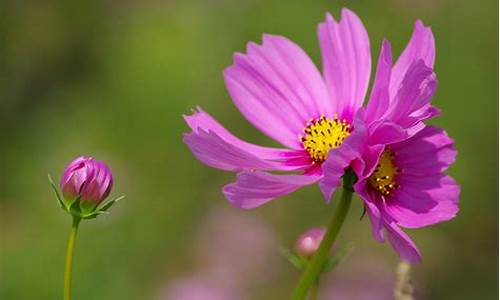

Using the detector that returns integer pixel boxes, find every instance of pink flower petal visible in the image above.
[365,39,392,125]
[385,175,459,228]
[184,107,302,161]
[390,20,435,100]
[224,34,331,149]
[317,9,371,120]
[392,126,457,176]
[367,121,410,150]
[355,183,384,242]
[223,171,320,209]
[384,220,422,263]
[183,130,290,172]
[387,60,438,128]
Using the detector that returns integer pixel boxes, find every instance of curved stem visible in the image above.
[291,181,354,300]
[64,217,81,300]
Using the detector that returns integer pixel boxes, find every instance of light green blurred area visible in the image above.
[0,0,497,299]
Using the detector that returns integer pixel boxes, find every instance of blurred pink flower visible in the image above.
[158,208,280,299]
[158,276,240,300]
[319,260,395,300]
[295,227,326,257]
[195,208,280,290]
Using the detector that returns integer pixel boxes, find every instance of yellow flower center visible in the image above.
[368,149,400,195]
[301,115,351,163]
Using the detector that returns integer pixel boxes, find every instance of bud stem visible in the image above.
[291,171,355,300]
[64,217,81,300]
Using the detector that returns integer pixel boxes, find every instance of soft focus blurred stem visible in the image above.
[394,261,414,300]
[308,278,319,300]
[291,171,355,300]
[64,216,81,300]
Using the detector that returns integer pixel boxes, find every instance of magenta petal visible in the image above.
[223,171,320,209]
[224,34,331,148]
[184,108,296,160]
[387,60,437,128]
[183,130,284,172]
[368,121,411,146]
[365,39,392,125]
[81,161,108,204]
[390,20,435,99]
[392,126,457,176]
[61,157,90,199]
[183,108,311,170]
[384,220,422,263]
[96,161,113,200]
[385,175,459,228]
[60,156,86,187]
[319,116,367,201]
[317,9,371,118]
[355,183,384,242]
[359,144,385,179]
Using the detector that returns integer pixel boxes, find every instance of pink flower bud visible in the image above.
[295,227,326,257]
[60,156,113,208]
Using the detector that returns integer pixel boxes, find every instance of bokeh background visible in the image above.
[0,0,498,299]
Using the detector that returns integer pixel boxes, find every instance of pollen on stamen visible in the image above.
[299,115,351,163]
[368,149,401,196]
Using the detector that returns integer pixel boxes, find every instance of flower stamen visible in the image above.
[300,115,351,163]
[368,149,400,195]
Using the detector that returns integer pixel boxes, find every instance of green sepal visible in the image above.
[359,206,367,221]
[342,168,357,191]
[82,210,109,219]
[68,196,82,217]
[321,243,354,273]
[48,174,65,210]
[80,195,124,219]
[98,195,125,212]
[49,175,123,220]
[281,248,308,270]
[80,200,97,216]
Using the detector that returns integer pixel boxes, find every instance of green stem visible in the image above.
[308,278,320,300]
[291,175,354,300]
[64,217,81,300]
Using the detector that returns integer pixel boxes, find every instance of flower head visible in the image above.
[353,126,459,263]
[295,227,326,257]
[183,8,438,208]
[51,156,121,219]
[61,156,113,206]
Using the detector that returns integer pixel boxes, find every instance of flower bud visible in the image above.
[60,156,113,211]
[295,227,326,257]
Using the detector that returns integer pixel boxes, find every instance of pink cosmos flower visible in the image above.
[183,8,437,208]
[352,126,459,263]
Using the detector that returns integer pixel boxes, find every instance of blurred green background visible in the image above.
[0,0,498,299]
